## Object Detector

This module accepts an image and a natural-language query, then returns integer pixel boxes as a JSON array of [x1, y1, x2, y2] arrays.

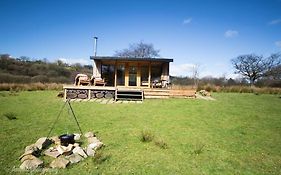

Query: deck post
[[148, 61, 151, 88], [88, 89, 91, 100], [64, 88, 67, 101], [114, 61, 117, 87]]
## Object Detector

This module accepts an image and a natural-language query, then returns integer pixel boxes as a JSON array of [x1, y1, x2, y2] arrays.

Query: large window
[[117, 64, 125, 86], [140, 66, 149, 86], [101, 64, 114, 86], [151, 64, 162, 82]]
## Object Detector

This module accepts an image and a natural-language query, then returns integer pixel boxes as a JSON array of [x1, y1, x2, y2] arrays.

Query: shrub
[[93, 151, 111, 164], [154, 138, 168, 149], [3, 112, 17, 120], [140, 130, 154, 142]]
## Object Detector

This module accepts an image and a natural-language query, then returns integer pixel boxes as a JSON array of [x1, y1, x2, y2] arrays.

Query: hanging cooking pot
[[59, 134, 75, 146]]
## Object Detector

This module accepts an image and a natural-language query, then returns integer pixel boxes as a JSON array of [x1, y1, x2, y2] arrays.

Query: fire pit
[[19, 131, 104, 170]]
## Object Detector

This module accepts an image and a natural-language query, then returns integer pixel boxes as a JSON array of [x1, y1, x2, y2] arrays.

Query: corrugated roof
[[90, 56, 173, 62]]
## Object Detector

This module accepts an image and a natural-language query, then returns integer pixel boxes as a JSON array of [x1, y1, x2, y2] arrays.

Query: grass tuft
[[194, 143, 205, 155], [154, 138, 168, 149], [93, 151, 111, 164], [3, 112, 17, 120], [140, 130, 154, 142]]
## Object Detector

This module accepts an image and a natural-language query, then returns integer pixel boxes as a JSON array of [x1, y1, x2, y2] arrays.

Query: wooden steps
[[143, 89, 196, 99], [169, 90, 196, 98], [115, 89, 144, 101]]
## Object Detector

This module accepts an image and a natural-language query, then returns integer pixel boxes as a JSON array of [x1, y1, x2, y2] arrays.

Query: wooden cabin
[[90, 56, 173, 88], [63, 56, 196, 101]]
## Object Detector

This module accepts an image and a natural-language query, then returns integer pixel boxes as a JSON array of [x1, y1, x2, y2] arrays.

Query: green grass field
[[0, 91, 281, 174]]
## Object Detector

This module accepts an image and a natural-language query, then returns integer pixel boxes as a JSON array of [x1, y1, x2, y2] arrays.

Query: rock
[[86, 146, 95, 157], [20, 157, 43, 170], [74, 143, 80, 147], [44, 148, 61, 158], [74, 133, 81, 141], [50, 157, 70, 169], [57, 144, 73, 155], [19, 150, 34, 160], [88, 142, 103, 150], [49, 136, 60, 145], [25, 144, 39, 153], [73, 146, 87, 158], [84, 131, 94, 138], [87, 137, 99, 144], [67, 154, 84, 164], [20, 155, 37, 163], [34, 137, 52, 150]]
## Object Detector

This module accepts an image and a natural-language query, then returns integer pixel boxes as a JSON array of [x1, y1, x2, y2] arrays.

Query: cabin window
[[101, 64, 114, 86], [151, 65, 162, 82], [140, 66, 149, 86], [117, 64, 125, 86]]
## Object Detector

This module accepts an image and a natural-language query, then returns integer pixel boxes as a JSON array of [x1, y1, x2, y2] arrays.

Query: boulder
[[20, 157, 43, 170], [50, 157, 70, 169], [84, 132, 94, 138], [67, 154, 84, 164], [73, 146, 87, 158], [34, 137, 52, 150]]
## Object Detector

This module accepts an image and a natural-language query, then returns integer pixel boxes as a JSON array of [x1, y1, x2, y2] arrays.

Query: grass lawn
[[0, 91, 281, 174]]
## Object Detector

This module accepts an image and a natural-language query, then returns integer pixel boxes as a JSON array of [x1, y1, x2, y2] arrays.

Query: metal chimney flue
[[93, 36, 98, 57]]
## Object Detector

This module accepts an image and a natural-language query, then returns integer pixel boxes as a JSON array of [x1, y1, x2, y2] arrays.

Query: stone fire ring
[[19, 131, 103, 170]]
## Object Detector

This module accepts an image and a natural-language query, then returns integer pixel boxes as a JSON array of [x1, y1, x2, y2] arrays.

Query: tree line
[[0, 54, 92, 84]]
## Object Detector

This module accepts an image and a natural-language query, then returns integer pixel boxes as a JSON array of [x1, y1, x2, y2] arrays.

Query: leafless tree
[[192, 64, 200, 88], [114, 41, 160, 58], [231, 53, 280, 85]]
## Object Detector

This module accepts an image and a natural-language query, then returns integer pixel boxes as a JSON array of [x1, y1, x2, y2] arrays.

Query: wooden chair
[[75, 74, 90, 86], [93, 77, 106, 86]]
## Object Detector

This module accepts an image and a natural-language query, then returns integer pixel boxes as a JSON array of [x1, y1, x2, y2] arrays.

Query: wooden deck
[[63, 85, 196, 100]]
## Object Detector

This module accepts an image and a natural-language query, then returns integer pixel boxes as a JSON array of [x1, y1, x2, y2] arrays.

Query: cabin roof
[[90, 56, 173, 62]]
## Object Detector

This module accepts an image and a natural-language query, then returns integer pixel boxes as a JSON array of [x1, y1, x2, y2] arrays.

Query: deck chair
[[93, 77, 106, 86], [75, 74, 90, 86]]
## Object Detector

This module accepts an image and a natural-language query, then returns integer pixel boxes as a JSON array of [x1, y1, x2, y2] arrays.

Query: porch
[[63, 85, 196, 101]]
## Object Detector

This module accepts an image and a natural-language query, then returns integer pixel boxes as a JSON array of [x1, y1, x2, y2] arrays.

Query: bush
[[140, 130, 154, 142], [0, 83, 63, 91], [154, 138, 168, 149], [3, 112, 17, 120]]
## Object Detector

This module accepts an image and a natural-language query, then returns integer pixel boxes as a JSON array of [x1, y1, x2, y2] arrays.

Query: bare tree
[[231, 53, 280, 85], [192, 64, 200, 88], [114, 41, 160, 58]]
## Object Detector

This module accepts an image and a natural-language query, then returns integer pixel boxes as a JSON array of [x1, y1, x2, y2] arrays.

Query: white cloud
[[268, 19, 281, 25], [170, 63, 195, 76], [58, 58, 91, 65], [183, 18, 192, 25], [275, 40, 281, 48], [224, 30, 239, 38]]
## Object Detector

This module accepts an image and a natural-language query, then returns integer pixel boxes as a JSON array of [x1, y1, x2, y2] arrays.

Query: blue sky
[[0, 0, 281, 77]]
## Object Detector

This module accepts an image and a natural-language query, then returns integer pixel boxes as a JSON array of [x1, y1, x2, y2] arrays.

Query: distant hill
[[0, 54, 92, 84]]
